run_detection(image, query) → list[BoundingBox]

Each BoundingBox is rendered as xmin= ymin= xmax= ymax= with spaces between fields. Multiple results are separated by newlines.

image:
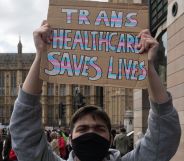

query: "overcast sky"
xmin=0 ymin=0 xmax=108 ymax=53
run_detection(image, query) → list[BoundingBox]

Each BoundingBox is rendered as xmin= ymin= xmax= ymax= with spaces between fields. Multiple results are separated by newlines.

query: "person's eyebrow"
xmin=75 ymin=124 xmax=89 ymax=130
xmin=75 ymin=124 xmax=106 ymax=129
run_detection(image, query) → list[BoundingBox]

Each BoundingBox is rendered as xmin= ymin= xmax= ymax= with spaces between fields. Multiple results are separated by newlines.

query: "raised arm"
xmin=137 ymin=29 xmax=169 ymax=103
xmin=122 ymin=30 xmax=181 ymax=161
xmin=10 ymin=21 xmax=63 ymax=161
xmin=22 ymin=20 xmax=51 ymax=94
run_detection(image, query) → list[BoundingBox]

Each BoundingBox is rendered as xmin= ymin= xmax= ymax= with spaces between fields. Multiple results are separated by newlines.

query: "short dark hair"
xmin=70 ymin=105 xmax=111 ymax=133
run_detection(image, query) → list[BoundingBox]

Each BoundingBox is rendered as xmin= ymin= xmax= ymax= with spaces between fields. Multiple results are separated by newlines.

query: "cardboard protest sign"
xmin=40 ymin=0 xmax=148 ymax=88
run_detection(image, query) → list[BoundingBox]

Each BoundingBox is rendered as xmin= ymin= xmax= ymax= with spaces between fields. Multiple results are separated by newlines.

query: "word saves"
xmin=45 ymin=52 xmax=147 ymax=81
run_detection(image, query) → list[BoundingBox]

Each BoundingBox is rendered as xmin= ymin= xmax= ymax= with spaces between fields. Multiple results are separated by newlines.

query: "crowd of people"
xmin=0 ymin=126 xmax=134 ymax=161
xmin=44 ymin=128 xmax=70 ymax=160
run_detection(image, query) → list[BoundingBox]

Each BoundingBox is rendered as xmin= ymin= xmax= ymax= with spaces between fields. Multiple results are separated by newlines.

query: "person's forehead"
xmin=74 ymin=114 xmax=107 ymax=127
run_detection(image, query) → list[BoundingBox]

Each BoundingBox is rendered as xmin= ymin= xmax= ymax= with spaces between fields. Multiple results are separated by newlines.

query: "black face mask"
xmin=71 ymin=133 xmax=110 ymax=161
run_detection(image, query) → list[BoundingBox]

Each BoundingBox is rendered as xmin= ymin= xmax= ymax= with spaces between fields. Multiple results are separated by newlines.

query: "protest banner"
xmin=40 ymin=0 xmax=148 ymax=88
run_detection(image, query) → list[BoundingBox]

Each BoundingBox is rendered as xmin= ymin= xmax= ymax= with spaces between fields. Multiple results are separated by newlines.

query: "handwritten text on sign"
xmin=40 ymin=0 xmax=148 ymax=88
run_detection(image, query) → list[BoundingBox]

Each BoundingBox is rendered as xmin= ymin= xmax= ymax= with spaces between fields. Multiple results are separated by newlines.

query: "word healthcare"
xmin=51 ymin=29 xmax=140 ymax=53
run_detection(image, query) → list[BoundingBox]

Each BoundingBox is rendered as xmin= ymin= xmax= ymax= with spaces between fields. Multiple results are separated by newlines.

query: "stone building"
xmin=0 ymin=40 xmax=102 ymax=126
xmin=0 ymin=40 xmax=35 ymax=125
xmin=104 ymin=87 xmax=133 ymax=130
xmin=167 ymin=0 xmax=184 ymax=160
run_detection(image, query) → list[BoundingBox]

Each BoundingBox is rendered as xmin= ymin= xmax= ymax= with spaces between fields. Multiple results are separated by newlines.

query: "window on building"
xmin=96 ymin=86 xmax=103 ymax=108
xmin=22 ymin=71 xmax=28 ymax=83
xmin=112 ymin=96 xmax=115 ymax=124
xmin=60 ymin=84 xmax=66 ymax=96
xmin=150 ymin=0 xmax=168 ymax=36
xmin=83 ymin=86 xmax=90 ymax=104
xmin=47 ymin=83 xmax=54 ymax=96
xmin=11 ymin=71 xmax=17 ymax=96
xmin=156 ymin=31 xmax=167 ymax=85
xmin=58 ymin=102 xmax=66 ymax=126
xmin=0 ymin=72 xmax=4 ymax=96
xmin=55 ymin=85 xmax=58 ymax=95
xmin=72 ymin=85 xmax=78 ymax=96
xmin=6 ymin=106 xmax=10 ymax=121
xmin=47 ymin=105 xmax=54 ymax=126
xmin=84 ymin=86 xmax=90 ymax=96
xmin=0 ymin=105 xmax=3 ymax=123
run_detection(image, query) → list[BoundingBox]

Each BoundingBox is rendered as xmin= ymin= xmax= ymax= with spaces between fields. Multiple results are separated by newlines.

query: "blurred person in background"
xmin=50 ymin=132 xmax=60 ymax=156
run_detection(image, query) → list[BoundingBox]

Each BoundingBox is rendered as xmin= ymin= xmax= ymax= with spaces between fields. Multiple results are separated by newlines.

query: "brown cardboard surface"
xmin=40 ymin=0 xmax=148 ymax=88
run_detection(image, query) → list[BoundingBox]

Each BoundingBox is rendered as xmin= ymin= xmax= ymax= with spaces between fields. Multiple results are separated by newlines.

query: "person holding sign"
xmin=9 ymin=21 xmax=181 ymax=161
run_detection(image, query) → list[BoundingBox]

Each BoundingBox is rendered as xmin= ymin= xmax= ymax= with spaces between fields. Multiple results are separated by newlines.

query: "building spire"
xmin=17 ymin=36 xmax=22 ymax=54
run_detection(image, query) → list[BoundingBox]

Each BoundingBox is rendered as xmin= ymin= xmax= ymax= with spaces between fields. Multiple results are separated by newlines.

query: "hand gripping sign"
xmin=40 ymin=0 xmax=148 ymax=88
